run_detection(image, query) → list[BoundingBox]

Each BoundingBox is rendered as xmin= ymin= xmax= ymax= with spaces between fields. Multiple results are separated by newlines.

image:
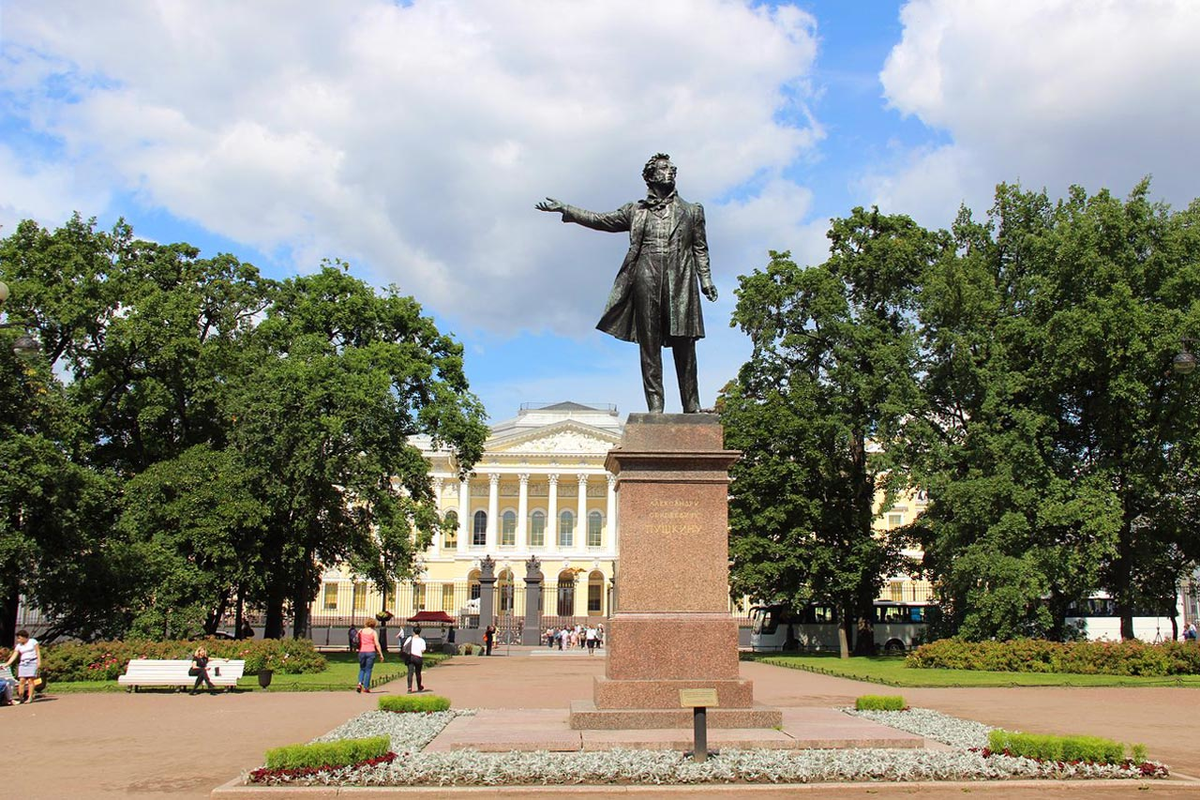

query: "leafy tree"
xmin=117 ymin=444 xmax=266 ymax=638
xmin=2 ymin=217 xmax=487 ymax=643
xmin=910 ymin=181 xmax=1200 ymax=639
xmin=724 ymin=208 xmax=944 ymax=656
xmin=230 ymin=264 xmax=488 ymax=638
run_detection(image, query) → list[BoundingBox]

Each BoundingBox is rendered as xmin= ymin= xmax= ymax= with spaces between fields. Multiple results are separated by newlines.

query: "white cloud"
xmin=871 ymin=0 xmax=1200 ymax=226
xmin=1 ymin=0 xmax=821 ymax=338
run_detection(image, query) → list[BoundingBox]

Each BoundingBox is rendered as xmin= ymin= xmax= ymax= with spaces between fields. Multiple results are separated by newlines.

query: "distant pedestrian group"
xmin=545 ymin=623 xmax=603 ymax=652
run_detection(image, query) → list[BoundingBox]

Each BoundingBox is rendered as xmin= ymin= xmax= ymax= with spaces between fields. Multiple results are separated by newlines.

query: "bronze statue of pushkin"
xmin=537 ymin=153 xmax=717 ymax=413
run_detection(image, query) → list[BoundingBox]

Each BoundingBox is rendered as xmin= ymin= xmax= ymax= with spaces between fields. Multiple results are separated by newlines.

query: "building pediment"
xmin=488 ymin=421 xmax=621 ymax=455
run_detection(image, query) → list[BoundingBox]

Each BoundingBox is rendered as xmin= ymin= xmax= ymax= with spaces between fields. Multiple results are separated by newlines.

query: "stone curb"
xmin=212 ymin=775 xmax=1200 ymax=798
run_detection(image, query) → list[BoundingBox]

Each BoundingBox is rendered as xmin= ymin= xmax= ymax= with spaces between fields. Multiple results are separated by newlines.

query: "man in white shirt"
xmin=405 ymin=626 xmax=427 ymax=693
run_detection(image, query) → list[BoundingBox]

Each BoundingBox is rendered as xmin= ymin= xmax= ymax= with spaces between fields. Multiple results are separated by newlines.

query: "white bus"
xmin=749 ymin=601 xmax=938 ymax=654
xmin=1063 ymin=595 xmax=1183 ymax=643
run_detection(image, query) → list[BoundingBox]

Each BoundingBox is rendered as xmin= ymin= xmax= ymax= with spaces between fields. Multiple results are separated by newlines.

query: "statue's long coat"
xmin=562 ymin=197 xmax=712 ymax=344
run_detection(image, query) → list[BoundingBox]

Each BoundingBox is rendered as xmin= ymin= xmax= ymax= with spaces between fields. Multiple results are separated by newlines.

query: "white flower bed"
xmin=849 ymin=707 xmax=992 ymax=749
xmin=246 ymin=708 xmax=1167 ymax=787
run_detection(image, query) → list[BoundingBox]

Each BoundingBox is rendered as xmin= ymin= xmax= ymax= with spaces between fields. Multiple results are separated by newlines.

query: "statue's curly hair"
xmin=642 ymin=152 xmax=674 ymax=182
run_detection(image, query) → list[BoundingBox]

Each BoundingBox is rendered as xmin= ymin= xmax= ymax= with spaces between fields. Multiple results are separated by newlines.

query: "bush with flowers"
xmin=907 ymin=638 xmax=1200 ymax=676
xmin=0 ymin=638 xmax=326 ymax=683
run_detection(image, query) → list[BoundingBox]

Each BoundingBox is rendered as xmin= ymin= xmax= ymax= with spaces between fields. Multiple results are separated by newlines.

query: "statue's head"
xmin=642 ymin=153 xmax=676 ymax=189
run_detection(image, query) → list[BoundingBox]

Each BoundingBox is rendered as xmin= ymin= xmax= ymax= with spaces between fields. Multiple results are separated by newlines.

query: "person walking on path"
xmin=189 ymin=646 xmax=217 ymax=695
xmin=585 ymin=625 xmax=598 ymax=655
xmin=484 ymin=624 xmax=495 ymax=656
xmin=356 ymin=618 xmax=384 ymax=693
xmin=404 ymin=626 xmax=427 ymax=693
xmin=3 ymin=630 xmax=40 ymax=704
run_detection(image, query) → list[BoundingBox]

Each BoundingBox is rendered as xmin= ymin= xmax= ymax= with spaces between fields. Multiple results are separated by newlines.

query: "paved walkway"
xmin=7 ymin=649 xmax=1200 ymax=799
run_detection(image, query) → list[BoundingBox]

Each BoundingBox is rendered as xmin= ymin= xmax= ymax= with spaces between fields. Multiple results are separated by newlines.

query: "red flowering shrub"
xmin=31 ymin=638 xmax=326 ymax=682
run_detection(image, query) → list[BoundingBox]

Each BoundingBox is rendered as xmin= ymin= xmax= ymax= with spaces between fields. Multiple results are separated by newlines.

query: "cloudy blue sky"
xmin=3 ymin=1 xmax=1198 ymax=419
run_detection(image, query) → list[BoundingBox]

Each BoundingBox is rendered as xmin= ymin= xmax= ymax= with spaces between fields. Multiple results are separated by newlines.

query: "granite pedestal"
xmin=569 ymin=413 xmax=782 ymax=730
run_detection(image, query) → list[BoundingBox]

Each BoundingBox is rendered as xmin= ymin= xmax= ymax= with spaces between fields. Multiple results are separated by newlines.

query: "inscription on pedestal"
xmin=645 ymin=499 xmax=701 ymax=536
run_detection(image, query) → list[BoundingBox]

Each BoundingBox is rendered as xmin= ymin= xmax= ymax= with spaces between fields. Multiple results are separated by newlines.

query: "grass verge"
xmin=749 ymin=652 xmax=1200 ymax=687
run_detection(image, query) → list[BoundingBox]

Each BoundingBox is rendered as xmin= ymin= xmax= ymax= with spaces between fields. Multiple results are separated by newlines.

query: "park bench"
xmin=118 ymin=659 xmax=245 ymax=692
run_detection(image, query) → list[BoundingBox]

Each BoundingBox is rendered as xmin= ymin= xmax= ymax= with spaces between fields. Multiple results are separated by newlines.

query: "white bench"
xmin=118 ymin=659 xmax=245 ymax=692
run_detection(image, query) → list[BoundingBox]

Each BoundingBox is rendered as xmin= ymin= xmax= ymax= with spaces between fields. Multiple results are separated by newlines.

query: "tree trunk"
xmin=263 ymin=589 xmax=286 ymax=639
xmin=0 ymin=581 xmax=20 ymax=649
xmin=853 ymin=593 xmax=877 ymax=656
xmin=292 ymin=588 xmax=311 ymax=641
xmin=837 ymin=619 xmax=851 ymax=659
xmin=1114 ymin=520 xmax=1135 ymax=640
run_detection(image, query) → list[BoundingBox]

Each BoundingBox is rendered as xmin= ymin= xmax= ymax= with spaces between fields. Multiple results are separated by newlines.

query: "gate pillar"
xmin=478 ymin=555 xmax=497 ymax=632
xmin=522 ymin=556 xmax=544 ymax=645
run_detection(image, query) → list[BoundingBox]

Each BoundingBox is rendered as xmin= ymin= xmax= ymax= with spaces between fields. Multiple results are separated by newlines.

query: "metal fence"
xmin=305 ymin=579 xmax=611 ymax=646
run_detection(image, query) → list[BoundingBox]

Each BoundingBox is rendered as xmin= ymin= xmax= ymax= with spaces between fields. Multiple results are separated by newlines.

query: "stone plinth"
xmin=569 ymin=413 xmax=781 ymax=730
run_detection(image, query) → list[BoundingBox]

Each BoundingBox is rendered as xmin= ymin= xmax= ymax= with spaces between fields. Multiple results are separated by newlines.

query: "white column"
xmin=431 ymin=477 xmax=444 ymax=557
xmin=576 ymin=473 xmax=588 ymax=551
xmin=516 ymin=473 xmax=530 ymax=550
xmin=606 ymin=473 xmax=617 ymax=549
xmin=547 ymin=474 xmax=559 ymax=552
xmin=487 ymin=472 xmax=500 ymax=549
xmin=457 ymin=476 xmax=470 ymax=555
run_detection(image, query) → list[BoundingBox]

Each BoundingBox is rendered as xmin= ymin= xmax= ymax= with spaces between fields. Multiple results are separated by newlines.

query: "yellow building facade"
xmin=308 ymin=401 xmax=933 ymax=643
xmin=309 ymin=402 xmax=624 ymax=640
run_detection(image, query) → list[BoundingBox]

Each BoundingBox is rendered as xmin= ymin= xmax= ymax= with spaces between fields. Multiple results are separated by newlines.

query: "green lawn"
xmin=750 ymin=652 xmax=1200 ymax=688
xmin=50 ymin=651 xmax=447 ymax=693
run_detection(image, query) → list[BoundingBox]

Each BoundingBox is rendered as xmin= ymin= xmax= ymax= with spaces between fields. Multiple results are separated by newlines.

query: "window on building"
xmin=501 ymin=510 xmax=517 ymax=546
xmin=352 ymin=582 xmax=367 ymax=612
xmin=887 ymin=513 xmax=904 ymax=527
xmin=588 ymin=570 xmax=604 ymax=613
xmin=443 ymin=510 xmax=458 ymax=548
xmin=473 ymin=510 xmax=487 ymax=546
xmin=557 ymin=570 xmax=575 ymax=617
xmin=385 ymin=583 xmax=398 ymax=613
xmin=322 ymin=582 xmax=339 ymax=610
xmin=587 ymin=511 xmax=603 ymax=548
xmin=441 ymin=583 xmax=455 ymax=613
xmin=530 ymin=510 xmax=546 ymax=547
xmin=468 ymin=569 xmax=481 ymax=601
xmin=412 ymin=582 xmax=426 ymax=611
xmin=558 ymin=510 xmax=574 ymax=548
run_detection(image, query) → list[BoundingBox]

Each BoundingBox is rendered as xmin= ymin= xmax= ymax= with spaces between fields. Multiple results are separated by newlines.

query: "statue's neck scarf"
xmin=640 ymin=188 xmax=677 ymax=211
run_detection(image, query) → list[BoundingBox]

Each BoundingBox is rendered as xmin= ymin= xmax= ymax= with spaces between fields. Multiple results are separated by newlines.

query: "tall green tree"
xmin=910 ymin=181 xmax=1200 ymax=639
xmin=2 ymin=217 xmax=487 ymax=643
xmin=231 ymin=264 xmax=488 ymax=638
xmin=724 ymin=208 xmax=944 ymax=656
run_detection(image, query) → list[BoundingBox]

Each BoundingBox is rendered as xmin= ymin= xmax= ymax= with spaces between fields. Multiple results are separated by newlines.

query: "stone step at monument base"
xmin=569 ymin=699 xmax=783 ymax=730
xmin=592 ymin=676 xmax=755 ymax=708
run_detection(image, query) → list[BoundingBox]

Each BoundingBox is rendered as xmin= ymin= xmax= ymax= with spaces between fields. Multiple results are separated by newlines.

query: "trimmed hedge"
xmin=0 ymin=638 xmax=327 ymax=682
xmin=855 ymin=694 xmax=906 ymax=711
xmin=907 ymin=638 xmax=1200 ymax=677
xmin=378 ymin=694 xmax=451 ymax=713
xmin=265 ymin=736 xmax=390 ymax=770
xmin=987 ymin=730 xmax=1130 ymax=765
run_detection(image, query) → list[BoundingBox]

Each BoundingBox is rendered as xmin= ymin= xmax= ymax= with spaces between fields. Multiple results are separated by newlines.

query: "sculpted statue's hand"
xmin=701 ymin=280 xmax=718 ymax=302
xmin=536 ymin=197 xmax=565 ymax=214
